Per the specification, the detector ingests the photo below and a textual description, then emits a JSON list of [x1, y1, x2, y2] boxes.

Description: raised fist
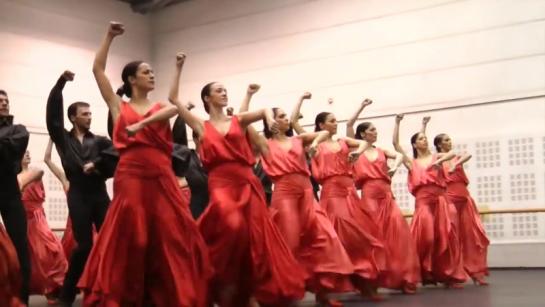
[[62, 70, 75, 82], [362, 98, 373, 107], [422, 116, 431, 125], [395, 114, 404, 123], [176, 52, 186, 68], [108, 22, 125, 37], [247, 84, 260, 95], [301, 92, 312, 100]]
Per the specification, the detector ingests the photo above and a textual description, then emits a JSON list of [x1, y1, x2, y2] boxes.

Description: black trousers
[[0, 193, 31, 305], [60, 187, 110, 303]]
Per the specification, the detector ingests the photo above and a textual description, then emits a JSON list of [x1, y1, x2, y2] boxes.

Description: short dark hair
[[0, 89, 7, 96], [67, 102, 90, 123]]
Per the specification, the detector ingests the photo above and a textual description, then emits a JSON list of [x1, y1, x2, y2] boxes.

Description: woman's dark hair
[[314, 112, 331, 132], [355, 122, 372, 140], [434, 133, 448, 153], [200, 82, 218, 114], [116, 60, 144, 98], [410, 132, 424, 158], [262, 108, 294, 139]]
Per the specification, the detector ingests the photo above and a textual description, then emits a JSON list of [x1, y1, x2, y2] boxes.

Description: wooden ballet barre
[[402, 207, 545, 218]]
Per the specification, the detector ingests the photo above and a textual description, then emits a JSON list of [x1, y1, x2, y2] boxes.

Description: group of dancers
[[0, 22, 490, 307]]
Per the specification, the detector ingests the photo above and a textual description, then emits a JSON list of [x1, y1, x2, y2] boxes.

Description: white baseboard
[[489, 242, 545, 267]]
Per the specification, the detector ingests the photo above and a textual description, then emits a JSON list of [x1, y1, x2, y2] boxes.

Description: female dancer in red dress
[[0, 226, 24, 307], [393, 114, 467, 287], [77, 22, 212, 306], [165, 52, 306, 306], [299, 110, 386, 300], [431, 129, 489, 285], [241, 91, 355, 306], [18, 150, 67, 302], [347, 100, 421, 293]]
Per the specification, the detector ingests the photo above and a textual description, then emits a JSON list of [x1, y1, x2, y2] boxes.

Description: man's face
[[72, 106, 92, 131], [0, 93, 9, 116]]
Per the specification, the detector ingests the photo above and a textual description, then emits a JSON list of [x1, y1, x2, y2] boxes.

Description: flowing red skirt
[[25, 207, 67, 296], [270, 173, 354, 293], [198, 163, 306, 306], [410, 185, 467, 284], [319, 175, 386, 284], [78, 146, 212, 307], [446, 182, 489, 279], [0, 226, 24, 307], [360, 179, 421, 290]]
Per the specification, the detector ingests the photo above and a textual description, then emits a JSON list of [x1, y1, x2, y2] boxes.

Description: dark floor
[[30, 269, 545, 306]]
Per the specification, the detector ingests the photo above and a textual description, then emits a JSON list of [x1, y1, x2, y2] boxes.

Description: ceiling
[[117, 0, 190, 14]]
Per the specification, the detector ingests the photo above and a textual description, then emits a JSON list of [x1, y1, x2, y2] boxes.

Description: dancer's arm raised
[[93, 22, 125, 121], [169, 53, 205, 138], [392, 114, 412, 170], [290, 92, 311, 135], [238, 84, 260, 112], [346, 98, 372, 138], [420, 116, 430, 134]]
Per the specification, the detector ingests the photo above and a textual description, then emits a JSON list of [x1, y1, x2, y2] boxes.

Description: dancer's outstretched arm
[[346, 98, 372, 138]]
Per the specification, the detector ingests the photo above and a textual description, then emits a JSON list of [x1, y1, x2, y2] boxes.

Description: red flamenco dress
[[443, 158, 489, 282], [78, 102, 212, 307], [21, 180, 67, 297], [408, 155, 467, 285], [0, 226, 24, 307], [353, 148, 420, 292], [311, 140, 387, 288], [261, 137, 355, 293], [198, 116, 306, 306]]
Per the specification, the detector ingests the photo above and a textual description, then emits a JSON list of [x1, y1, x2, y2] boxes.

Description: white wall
[[0, 0, 150, 227], [150, 0, 545, 267], [2, 0, 544, 266]]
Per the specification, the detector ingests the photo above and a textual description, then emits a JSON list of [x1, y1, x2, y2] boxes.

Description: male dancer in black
[[0, 89, 31, 305], [46, 71, 114, 305]]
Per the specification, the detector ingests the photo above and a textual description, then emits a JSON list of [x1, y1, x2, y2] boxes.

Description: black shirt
[[46, 77, 114, 191], [0, 115, 29, 196]]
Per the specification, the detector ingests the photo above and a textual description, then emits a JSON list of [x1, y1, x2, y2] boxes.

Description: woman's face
[[274, 108, 290, 132], [413, 133, 429, 151], [439, 134, 452, 152], [204, 83, 228, 109], [130, 62, 155, 93], [22, 151, 31, 166], [319, 113, 338, 135], [361, 124, 377, 143]]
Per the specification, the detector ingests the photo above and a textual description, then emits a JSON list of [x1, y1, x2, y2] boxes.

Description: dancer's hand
[[266, 116, 279, 135], [422, 116, 431, 125], [348, 151, 361, 163], [448, 164, 457, 173], [108, 22, 125, 37], [125, 122, 144, 137], [308, 144, 318, 158], [175, 52, 186, 69], [226, 107, 234, 116], [83, 162, 96, 174], [301, 92, 312, 100], [395, 114, 404, 123], [387, 166, 397, 177], [247, 84, 260, 95], [62, 70, 75, 82], [361, 98, 373, 107], [186, 101, 195, 111]]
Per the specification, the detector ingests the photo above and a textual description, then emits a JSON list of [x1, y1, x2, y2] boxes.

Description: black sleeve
[[93, 136, 118, 179], [172, 115, 188, 147], [46, 76, 68, 152], [0, 124, 29, 165], [107, 110, 114, 140]]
